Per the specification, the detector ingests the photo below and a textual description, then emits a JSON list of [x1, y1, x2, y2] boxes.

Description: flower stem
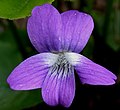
[[8, 20, 28, 59], [102, 0, 114, 39]]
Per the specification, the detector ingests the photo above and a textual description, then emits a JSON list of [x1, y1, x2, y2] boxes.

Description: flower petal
[[59, 71, 75, 107], [7, 53, 58, 90], [42, 64, 75, 107], [61, 11, 94, 53], [27, 4, 62, 52], [65, 52, 117, 85]]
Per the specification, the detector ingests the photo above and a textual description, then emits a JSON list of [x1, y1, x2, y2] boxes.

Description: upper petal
[[27, 4, 62, 52], [65, 52, 117, 85], [7, 53, 58, 90], [61, 11, 94, 53], [42, 61, 75, 107]]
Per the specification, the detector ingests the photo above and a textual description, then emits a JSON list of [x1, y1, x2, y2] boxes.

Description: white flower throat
[[50, 53, 74, 78]]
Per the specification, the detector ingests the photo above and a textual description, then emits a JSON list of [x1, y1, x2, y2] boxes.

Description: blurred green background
[[0, 0, 120, 110]]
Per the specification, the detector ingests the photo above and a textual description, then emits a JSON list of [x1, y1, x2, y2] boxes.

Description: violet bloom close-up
[[7, 4, 117, 107]]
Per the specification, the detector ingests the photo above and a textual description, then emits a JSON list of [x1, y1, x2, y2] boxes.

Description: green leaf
[[0, 0, 54, 20], [0, 30, 42, 110]]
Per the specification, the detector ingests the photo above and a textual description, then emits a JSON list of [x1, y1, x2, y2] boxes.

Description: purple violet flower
[[7, 4, 117, 107]]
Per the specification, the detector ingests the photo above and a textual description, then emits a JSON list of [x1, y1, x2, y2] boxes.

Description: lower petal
[[42, 65, 75, 107], [59, 72, 75, 107], [7, 53, 58, 90], [65, 52, 117, 85]]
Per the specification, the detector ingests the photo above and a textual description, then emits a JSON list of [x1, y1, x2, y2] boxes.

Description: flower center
[[50, 53, 74, 78]]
